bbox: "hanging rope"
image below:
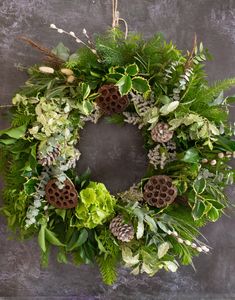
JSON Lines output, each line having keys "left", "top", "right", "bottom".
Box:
{"left": 112, "top": 0, "right": 128, "bottom": 39}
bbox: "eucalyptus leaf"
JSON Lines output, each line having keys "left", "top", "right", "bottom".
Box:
{"left": 160, "top": 101, "right": 179, "bottom": 115}
{"left": 158, "top": 242, "right": 170, "bottom": 259}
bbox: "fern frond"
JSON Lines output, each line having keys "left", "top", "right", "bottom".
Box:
{"left": 97, "top": 255, "right": 118, "bottom": 285}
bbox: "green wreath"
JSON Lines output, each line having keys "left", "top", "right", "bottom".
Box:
{"left": 1, "top": 15, "right": 235, "bottom": 285}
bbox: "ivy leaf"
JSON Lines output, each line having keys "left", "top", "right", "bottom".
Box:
{"left": 0, "top": 124, "right": 27, "bottom": 139}
{"left": 192, "top": 199, "right": 206, "bottom": 220}
{"left": 38, "top": 225, "right": 47, "bottom": 253}
{"left": 181, "top": 148, "right": 199, "bottom": 164}
{"left": 116, "top": 75, "right": 132, "bottom": 95}
{"left": 160, "top": 101, "right": 179, "bottom": 115}
{"left": 193, "top": 178, "right": 206, "bottom": 194}
{"left": 52, "top": 42, "right": 70, "bottom": 61}
{"left": 132, "top": 76, "right": 150, "bottom": 94}
{"left": 125, "top": 63, "right": 139, "bottom": 76}
{"left": 45, "top": 228, "right": 65, "bottom": 247}
{"left": 208, "top": 207, "right": 220, "bottom": 222}
{"left": 206, "top": 199, "right": 225, "bottom": 210}
{"left": 158, "top": 242, "right": 170, "bottom": 259}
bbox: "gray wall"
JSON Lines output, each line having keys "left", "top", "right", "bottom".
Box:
{"left": 0, "top": 1, "right": 235, "bottom": 299}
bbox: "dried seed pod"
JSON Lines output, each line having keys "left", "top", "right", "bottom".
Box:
{"left": 96, "top": 84, "right": 129, "bottom": 115}
{"left": 151, "top": 122, "right": 174, "bottom": 143}
{"left": 143, "top": 175, "right": 177, "bottom": 208}
{"left": 109, "top": 215, "right": 134, "bottom": 242}
{"left": 45, "top": 179, "right": 78, "bottom": 209}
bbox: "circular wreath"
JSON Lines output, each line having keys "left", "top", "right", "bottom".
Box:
{"left": 0, "top": 19, "right": 235, "bottom": 285}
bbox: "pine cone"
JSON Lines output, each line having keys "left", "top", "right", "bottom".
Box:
{"left": 143, "top": 175, "right": 177, "bottom": 208}
{"left": 151, "top": 122, "right": 173, "bottom": 143}
{"left": 96, "top": 84, "right": 129, "bottom": 115}
{"left": 38, "top": 145, "right": 61, "bottom": 166}
{"left": 109, "top": 215, "right": 134, "bottom": 242}
{"left": 45, "top": 178, "right": 78, "bottom": 209}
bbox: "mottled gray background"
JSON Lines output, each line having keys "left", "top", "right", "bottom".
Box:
{"left": 0, "top": 0, "right": 235, "bottom": 299}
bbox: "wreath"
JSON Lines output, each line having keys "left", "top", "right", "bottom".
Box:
{"left": 1, "top": 2, "right": 235, "bottom": 285}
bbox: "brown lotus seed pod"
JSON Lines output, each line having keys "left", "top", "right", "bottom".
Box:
{"left": 151, "top": 122, "right": 174, "bottom": 143}
{"left": 143, "top": 175, "right": 177, "bottom": 208}
{"left": 45, "top": 178, "right": 78, "bottom": 209}
{"left": 96, "top": 84, "right": 129, "bottom": 115}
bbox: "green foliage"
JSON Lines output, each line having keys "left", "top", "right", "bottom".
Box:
{"left": 75, "top": 182, "right": 116, "bottom": 228}
{"left": 0, "top": 24, "right": 235, "bottom": 286}
{"left": 97, "top": 255, "right": 118, "bottom": 285}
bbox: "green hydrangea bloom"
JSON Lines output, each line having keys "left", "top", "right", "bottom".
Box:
{"left": 75, "top": 182, "right": 116, "bottom": 229}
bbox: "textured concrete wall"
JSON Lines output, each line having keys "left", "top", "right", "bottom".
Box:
{"left": 0, "top": 0, "right": 235, "bottom": 299}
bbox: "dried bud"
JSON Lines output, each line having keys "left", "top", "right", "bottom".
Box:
{"left": 39, "top": 66, "right": 55, "bottom": 74}
{"left": 61, "top": 68, "right": 74, "bottom": 76}
{"left": 67, "top": 75, "right": 75, "bottom": 83}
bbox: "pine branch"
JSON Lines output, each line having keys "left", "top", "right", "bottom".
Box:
{"left": 97, "top": 255, "right": 118, "bottom": 285}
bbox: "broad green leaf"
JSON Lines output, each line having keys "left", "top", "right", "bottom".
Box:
{"left": 160, "top": 101, "right": 179, "bottom": 115}
{"left": 126, "top": 63, "right": 139, "bottom": 76}
{"left": 52, "top": 42, "right": 70, "bottom": 61}
{"left": 45, "top": 228, "right": 65, "bottom": 247}
{"left": 132, "top": 76, "right": 150, "bottom": 94}
{"left": 0, "top": 124, "right": 27, "bottom": 139}
{"left": 157, "top": 221, "right": 168, "bottom": 233}
{"left": 38, "top": 225, "right": 47, "bottom": 253}
{"left": 68, "top": 228, "right": 89, "bottom": 251}
{"left": 193, "top": 178, "right": 206, "bottom": 194}
{"left": 24, "top": 178, "right": 38, "bottom": 195}
{"left": 55, "top": 209, "right": 66, "bottom": 221}
{"left": 192, "top": 199, "right": 206, "bottom": 220}
{"left": 181, "top": 148, "right": 199, "bottom": 163}
{"left": 158, "top": 242, "right": 170, "bottom": 259}
{"left": 207, "top": 207, "right": 220, "bottom": 222}
{"left": 116, "top": 75, "right": 132, "bottom": 95}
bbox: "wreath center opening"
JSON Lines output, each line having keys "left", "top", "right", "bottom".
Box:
{"left": 76, "top": 118, "right": 148, "bottom": 194}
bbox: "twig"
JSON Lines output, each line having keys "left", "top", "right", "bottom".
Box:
{"left": 19, "top": 36, "right": 64, "bottom": 67}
